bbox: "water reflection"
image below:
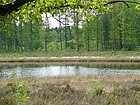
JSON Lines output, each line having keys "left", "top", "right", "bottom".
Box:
{"left": 0, "top": 63, "right": 140, "bottom": 79}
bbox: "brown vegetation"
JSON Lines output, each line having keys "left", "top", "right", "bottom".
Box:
{"left": 1, "top": 74, "right": 140, "bottom": 105}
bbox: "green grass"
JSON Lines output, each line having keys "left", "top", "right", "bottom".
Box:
{"left": 0, "top": 51, "right": 139, "bottom": 58}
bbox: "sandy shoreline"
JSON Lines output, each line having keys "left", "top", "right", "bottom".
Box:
{"left": 0, "top": 56, "right": 139, "bottom": 63}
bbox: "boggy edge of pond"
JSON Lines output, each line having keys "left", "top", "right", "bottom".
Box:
{"left": 0, "top": 57, "right": 140, "bottom": 63}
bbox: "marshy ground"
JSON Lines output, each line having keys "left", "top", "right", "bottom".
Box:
{"left": 0, "top": 51, "right": 139, "bottom": 63}
{"left": 1, "top": 74, "right": 140, "bottom": 105}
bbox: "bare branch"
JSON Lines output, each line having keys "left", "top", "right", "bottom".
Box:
{"left": 0, "top": 0, "right": 34, "bottom": 16}
{"left": 53, "top": 16, "right": 69, "bottom": 26}
{"left": 105, "top": 0, "right": 140, "bottom": 8}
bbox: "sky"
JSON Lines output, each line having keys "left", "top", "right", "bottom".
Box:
{"left": 48, "top": 16, "right": 60, "bottom": 28}
{"left": 42, "top": 13, "right": 82, "bottom": 28}
{"left": 42, "top": 13, "right": 72, "bottom": 28}
{"left": 42, "top": 13, "right": 59, "bottom": 28}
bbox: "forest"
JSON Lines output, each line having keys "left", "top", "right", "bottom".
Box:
{"left": 0, "top": 1, "right": 140, "bottom": 105}
{"left": 0, "top": 1, "right": 140, "bottom": 53}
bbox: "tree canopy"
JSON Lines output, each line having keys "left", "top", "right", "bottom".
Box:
{"left": 0, "top": 0, "right": 140, "bottom": 52}
{"left": 0, "top": 0, "right": 140, "bottom": 21}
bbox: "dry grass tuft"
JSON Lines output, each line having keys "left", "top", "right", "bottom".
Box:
{"left": 1, "top": 74, "right": 140, "bottom": 105}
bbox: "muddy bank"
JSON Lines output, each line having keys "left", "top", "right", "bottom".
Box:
{"left": 0, "top": 57, "right": 140, "bottom": 63}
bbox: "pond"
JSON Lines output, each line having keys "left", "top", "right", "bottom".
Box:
{"left": 0, "top": 63, "right": 140, "bottom": 79}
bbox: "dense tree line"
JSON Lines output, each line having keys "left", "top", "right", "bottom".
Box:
{"left": 0, "top": 3, "right": 139, "bottom": 52}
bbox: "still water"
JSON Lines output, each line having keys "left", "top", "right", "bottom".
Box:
{"left": 0, "top": 63, "right": 140, "bottom": 79}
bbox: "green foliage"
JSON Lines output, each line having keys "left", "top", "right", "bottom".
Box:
{"left": 7, "top": 82, "right": 29, "bottom": 105}
{"left": 136, "top": 91, "right": 140, "bottom": 100}
{"left": 0, "top": 0, "right": 14, "bottom": 5}
{"left": 6, "top": 70, "right": 29, "bottom": 105}
{"left": 136, "top": 4, "right": 140, "bottom": 10}
{"left": 10, "top": 69, "right": 16, "bottom": 78}
{"left": 14, "top": 82, "right": 29, "bottom": 104}
{"left": 0, "top": 0, "right": 140, "bottom": 52}
{"left": 104, "top": 93, "right": 120, "bottom": 105}
{"left": 86, "top": 82, "right": 105, "bottom": 96}
{"left": 1, "top": 0, "right": 112, "bottom": 22}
